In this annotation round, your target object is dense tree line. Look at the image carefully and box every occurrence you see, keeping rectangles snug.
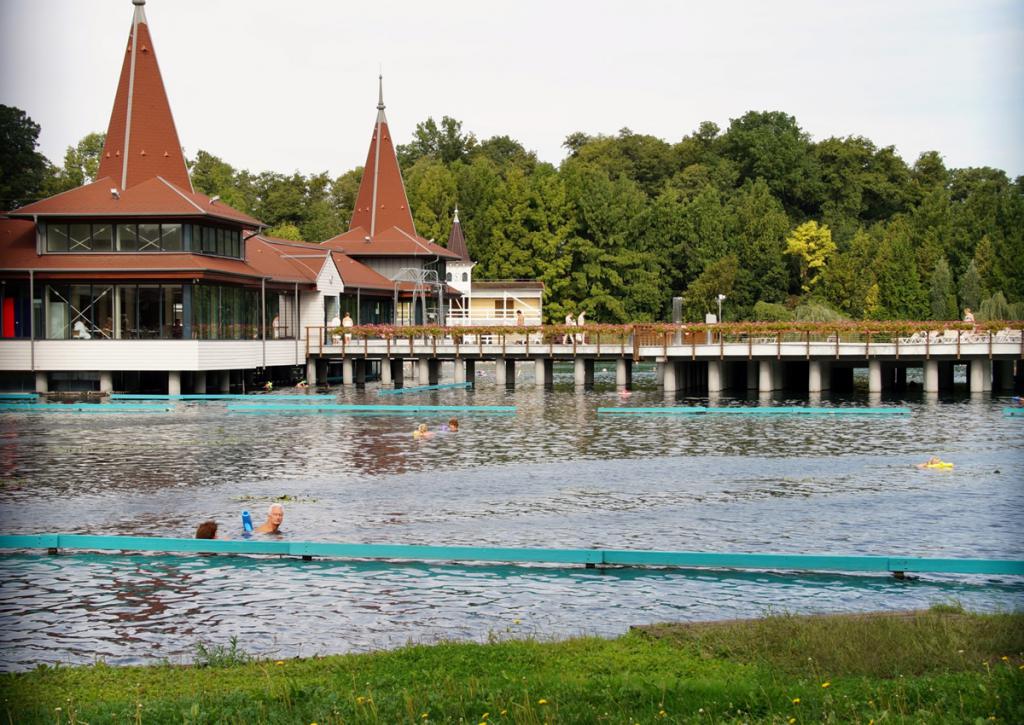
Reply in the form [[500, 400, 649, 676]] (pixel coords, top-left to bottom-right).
[[4, 103, 1022, 323]]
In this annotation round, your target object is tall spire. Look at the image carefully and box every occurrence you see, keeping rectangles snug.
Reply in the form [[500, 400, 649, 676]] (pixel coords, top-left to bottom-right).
[[349, 76, 417, 238], [96, 0, 192, 192], [446, 206, 471, 261]]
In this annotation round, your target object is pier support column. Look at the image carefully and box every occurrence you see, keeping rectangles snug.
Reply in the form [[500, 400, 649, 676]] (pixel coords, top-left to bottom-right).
[[923, 359, 938, 393], [380, 359, 392, 385], [758, 360, 774, 394], [662, 360, 678, 393], [868, 360, 882, 394], [305, 359, 317, 387], [574, 358, 587, 387], [99, 371, 113, 394], [220, 370, 232, 393], [454, 359, 466, 384], [168, 371, 181, 396], [993, 360, 1015, 391], [390, 359, 404, 388], [34, 371, 48, 393], [535, 358, 553, 388], [428, 359, 441, 386], [616, 359, 632, 388], [194, 371, 207, 394], [465, 360, 476, 385], [808, 360, 822, 394], [417, 359, 430, 385], [707, 360, 723, 393], [970, 359, 991, 393], [354, 360, 366, 386], [342, 358, 354, 386]]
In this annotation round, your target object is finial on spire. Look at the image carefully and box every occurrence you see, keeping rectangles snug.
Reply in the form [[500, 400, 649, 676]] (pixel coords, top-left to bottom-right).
[[133, 0, 146, 6], [377, 74, 385, 111], [453, 206, 460, 224]]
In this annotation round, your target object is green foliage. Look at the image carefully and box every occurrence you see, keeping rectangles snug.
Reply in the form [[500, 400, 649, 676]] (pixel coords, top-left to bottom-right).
[[396, 115, 476, 168], [0, 104, 51, 209], [264, 223, 302, 241], [928, 257, 958, 320], [405, 156, 458, 243], [785, 220, 835, 292], [959, 260, 982, 312], [192, 636, 251, 668], [4, 612, 1022, 725], [752, 301, 793, 321], [978, 291, 1010, 321], [793, 301, 847, 322], [681, 255, 738, 321], [43, 131, 106, 196], [874, 218, 927, 319]]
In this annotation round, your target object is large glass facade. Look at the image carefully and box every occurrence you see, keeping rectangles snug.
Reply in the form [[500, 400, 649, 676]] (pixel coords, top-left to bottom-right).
[[44, 221, 241, 259], [37, 283, 283, 340]]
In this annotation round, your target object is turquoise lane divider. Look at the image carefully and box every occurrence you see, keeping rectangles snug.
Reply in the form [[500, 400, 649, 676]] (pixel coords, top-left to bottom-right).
[[1003, 407, 1024, 417], [378, 382, 472, 395], [0, 403, 171, 412], [0, 534, 1021, 576], [0, 393, 38, 400], [110, 393, 336, 401], [597, 406, 911, 416], [228, 403, 515, 414]]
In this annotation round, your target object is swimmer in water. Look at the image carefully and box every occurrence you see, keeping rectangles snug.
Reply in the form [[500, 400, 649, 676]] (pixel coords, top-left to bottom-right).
[[413, 423, 433, 440], [916, 456, 950, 469], [446, 418, 458, 432]]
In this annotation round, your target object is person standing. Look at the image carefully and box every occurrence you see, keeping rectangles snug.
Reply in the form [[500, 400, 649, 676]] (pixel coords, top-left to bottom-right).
[[328, 313, 342, 344], [576, 310, 586, 343], [342, 311, 354, 342], [563, 312, 575, 344]]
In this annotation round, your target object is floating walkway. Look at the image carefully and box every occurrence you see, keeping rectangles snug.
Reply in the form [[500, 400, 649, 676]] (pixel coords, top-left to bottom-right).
[[0, 403, 172, 413], [228, 403, 515, 415], [377, 382, 472, 395], [598, 406, 911, 416], [1, 534, 1021, 577], [0, 393, 38, 400], [110, 393, 336, 401], [1003, 407, 1024, 417]]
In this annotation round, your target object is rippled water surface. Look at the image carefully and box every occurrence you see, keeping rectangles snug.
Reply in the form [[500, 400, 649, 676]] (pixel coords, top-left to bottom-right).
[[1, 370, 1022, 670]]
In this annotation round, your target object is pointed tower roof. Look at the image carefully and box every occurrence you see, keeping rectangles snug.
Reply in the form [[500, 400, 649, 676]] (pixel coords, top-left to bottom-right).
[[96, 0, 192, 192], [446, 207, 471, 261], [348, 76, 416, 237]]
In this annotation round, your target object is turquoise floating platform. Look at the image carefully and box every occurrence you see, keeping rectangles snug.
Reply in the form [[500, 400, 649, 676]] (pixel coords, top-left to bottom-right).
[[0, 534, 1021, 577], [598, 406, 911, 416], [0, 403, 171, 412], [378, 382, 472, 395], [1003, 407, 1024, 417], [110, 393, 336, 401], [0, 393, 38, 400], [228, 403, 515, 414]]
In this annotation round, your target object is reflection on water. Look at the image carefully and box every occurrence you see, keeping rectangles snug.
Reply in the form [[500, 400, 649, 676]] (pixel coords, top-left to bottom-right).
[[1, 372, 1022, 670]]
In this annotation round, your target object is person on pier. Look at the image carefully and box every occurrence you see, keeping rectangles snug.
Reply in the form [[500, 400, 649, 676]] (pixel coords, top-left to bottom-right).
[[563, 312, 575, 344]]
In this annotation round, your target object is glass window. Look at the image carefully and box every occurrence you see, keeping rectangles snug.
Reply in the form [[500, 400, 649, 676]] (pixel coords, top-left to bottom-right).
[[46, 224, 69, 252], [202, 226, 215, 254], [117, 285, 138, 338], [93, 286, 114, 339], [45, 285, 69, 339], [91, 224, 113, 251], [68, 224, 92, 252], [137, 224, 161, 252], [446, 272, 452, 282], [161, 224, 183, 251], [117, 224, 138, 251], [163, 285, 183, 338], [231, 231, 241, 258], [462, 272, 468, 282], [137, 285, 162, 338]]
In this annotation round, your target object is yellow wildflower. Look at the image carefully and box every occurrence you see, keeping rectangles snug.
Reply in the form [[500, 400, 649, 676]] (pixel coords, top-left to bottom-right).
[[792, 698, 800, 704], [1001, 656, 1009, 662], [275, 660, 284, 666], [821, 681, 831, 688], [538, 698, 548, 705], [789, 719, 796, 724], [500, 710, 507, 716]]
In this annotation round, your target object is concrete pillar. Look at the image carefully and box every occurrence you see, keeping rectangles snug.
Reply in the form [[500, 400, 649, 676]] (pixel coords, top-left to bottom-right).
[[417, 359, 430, 385], [220, 370, 232, 393], [758, 360, 773, 394], [707, 360, 722, 393], [574, 358, 588, 387], [342, 358, 354, 386], [868, 360, 882, 394], [194, 371, 207, 394], [662, 360, 678, 393], [168, 371, 181, 396], [99, 371, 113, 394], [465, 360, 476, 385], [747, 362, 758, 390], [354, 360, 366, 386], [306, 359, 317, 387], [923, 359, 939, 393], [428, 359, 441, 386], [454, 359, 466, 384], [535, 358, 546, 387], [970, 359, 990, 393], [616, 359, 632, 388], [495, 359, 507, 386], [34, 371, 48, 393], [380, 359, 392, 385], [391, 359, 404, 387], [656, 361, 665, 386], [808, 360, 822, 394]]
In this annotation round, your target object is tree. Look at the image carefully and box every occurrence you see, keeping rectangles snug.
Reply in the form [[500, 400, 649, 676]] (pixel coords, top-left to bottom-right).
[[189, 150, 254, 214], [265, 223, 302, 241], [978, 291, 1010, 321], [405, 157, 458, 244], [820, 229, 877, 318], [785, 221, 835, 293], [396, 116, 476, 168], [959, 260, 982, 313], [0, 104, 50, 209], [728, 179, 790, 307], [44, 131, 106, 195], [928, 258, 958, 320], [681, 255, 738, 321], [874, 218, 927, 319]]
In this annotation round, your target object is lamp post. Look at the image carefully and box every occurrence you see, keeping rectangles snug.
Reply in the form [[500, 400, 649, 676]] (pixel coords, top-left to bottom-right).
[[717, 294, 727, 323]]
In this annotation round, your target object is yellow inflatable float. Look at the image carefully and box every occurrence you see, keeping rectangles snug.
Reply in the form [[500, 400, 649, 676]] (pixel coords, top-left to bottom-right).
[[917, 457, 953, 469]]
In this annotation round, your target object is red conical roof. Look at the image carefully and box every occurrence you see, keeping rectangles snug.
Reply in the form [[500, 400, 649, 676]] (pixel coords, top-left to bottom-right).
[[348, 77, 416, 237], [96, 0, 191, 192], [446, 207, 471, 261]]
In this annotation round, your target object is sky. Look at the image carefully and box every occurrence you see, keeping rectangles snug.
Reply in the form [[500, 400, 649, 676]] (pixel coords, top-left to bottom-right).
[[1, 0, 1023, 179]]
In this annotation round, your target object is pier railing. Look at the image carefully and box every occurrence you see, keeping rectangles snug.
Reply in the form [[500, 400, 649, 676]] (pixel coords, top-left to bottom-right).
[[306, 321, 1024, 360]]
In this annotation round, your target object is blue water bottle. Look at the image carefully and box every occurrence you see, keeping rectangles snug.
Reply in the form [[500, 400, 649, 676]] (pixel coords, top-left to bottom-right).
[[242, 510, 253, 536]]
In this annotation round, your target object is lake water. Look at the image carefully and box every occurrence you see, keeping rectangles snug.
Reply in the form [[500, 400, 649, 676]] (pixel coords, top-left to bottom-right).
[[1, 367, 1022, 670]]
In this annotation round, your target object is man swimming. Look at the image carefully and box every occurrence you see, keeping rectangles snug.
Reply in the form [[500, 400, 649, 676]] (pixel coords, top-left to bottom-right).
[[254, 503, 284, 534]]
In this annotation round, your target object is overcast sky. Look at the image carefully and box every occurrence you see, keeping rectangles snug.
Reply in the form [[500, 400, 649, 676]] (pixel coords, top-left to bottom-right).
[[2, 0, 1022, 179]]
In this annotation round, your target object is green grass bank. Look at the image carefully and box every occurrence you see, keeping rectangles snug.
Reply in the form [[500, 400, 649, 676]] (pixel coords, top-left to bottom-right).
[[2, 608, 1022, 724]]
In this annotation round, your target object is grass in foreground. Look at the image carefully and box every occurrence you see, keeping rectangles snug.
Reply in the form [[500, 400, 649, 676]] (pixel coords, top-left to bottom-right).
[[2, 607, 1022, 724]]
